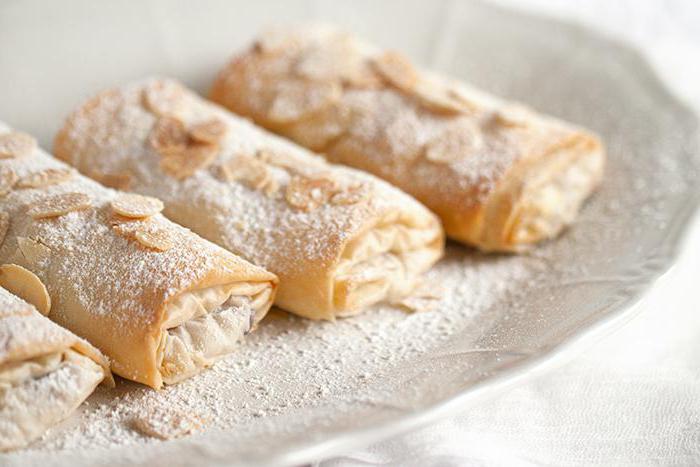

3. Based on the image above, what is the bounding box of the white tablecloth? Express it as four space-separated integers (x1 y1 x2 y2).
322 1 700 465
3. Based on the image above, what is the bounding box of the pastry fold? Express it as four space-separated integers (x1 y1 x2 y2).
0 123 277 388
210 25 606 252
54 78 444 320
0 286 111 451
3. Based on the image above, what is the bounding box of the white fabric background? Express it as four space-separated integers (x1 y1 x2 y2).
321 1 700 466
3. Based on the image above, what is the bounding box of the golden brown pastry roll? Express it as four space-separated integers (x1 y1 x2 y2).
54 78 444 320
0 123 277 389
0 285 112 451
210 25 606 252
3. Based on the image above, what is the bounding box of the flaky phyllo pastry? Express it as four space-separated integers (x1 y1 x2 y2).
210 25 606 252
0 123 278 388
54 78 444 320
0 286 112 451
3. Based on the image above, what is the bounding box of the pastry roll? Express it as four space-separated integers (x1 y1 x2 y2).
210 25 606 252
0 123 277 388
0 286 112 451
54 78 444 320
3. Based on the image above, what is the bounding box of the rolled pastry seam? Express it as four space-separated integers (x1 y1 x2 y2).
0 286 112 451
0 123 278 388
209 25 606 252
54 78 444 320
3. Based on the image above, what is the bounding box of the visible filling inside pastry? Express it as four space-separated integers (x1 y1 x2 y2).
506 143 605 247
0 349 104 451
157 282 273 385
333 212 442 316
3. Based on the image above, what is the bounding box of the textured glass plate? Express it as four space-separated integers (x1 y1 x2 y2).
1 1 699 466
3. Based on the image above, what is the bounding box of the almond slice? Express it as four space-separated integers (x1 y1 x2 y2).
134 229 174 252
330 184 369 206
27 192 92 219
0 131 36 159
149 117 189 155
142 80 185 117
0 212 9 247
189 119 227 145
267 80 341 124
285 174 338 212
16 168 73 189
111 193 164 219
132 408 203 440
0 264 51 316
411 80 464 115
425 120 483 164
370 51 418 93
0 167 18 196
218 155 270 189
16 237 52 266
93 171 131 190
160 143 220 180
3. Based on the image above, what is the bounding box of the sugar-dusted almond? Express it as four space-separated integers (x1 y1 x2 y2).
410 80 465 115
27 192 92 219
0 131 36 159
148 116 189 155
0 167 18 196
132 407 203 440
189 118 227 145
111 193 164 219
285 174 338 212
16 237 52 266
330 183 369 206
134 229 174 252
16 168 73 189
94 171 132 190
218 155 269 189
142 80 185 117
160 143 219 180
267 80 341 124
370 51 418 93
0 263 51 316
425 120 483 164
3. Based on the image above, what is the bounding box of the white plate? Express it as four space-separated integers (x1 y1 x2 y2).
1 1 699 466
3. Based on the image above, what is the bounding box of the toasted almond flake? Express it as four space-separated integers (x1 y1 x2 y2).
94 172 132 190
285 174 338 211
254 28 298 55
411 80 464 115
0 167 18 196
267 80 341 124
16 168 73 189
111 193 164 219
0 212 8 247
189 119 227 145
425 120 484 164
370 51 418 93
27 192 92 219
0 264 51 316
134 229 174 252
17 237 52 266
330 184 369 206
0 131 36 159
148 117 189 155
142 80 185 117
494 105 532 128
132 408 204 440
160 143 220 180
218 155 272 191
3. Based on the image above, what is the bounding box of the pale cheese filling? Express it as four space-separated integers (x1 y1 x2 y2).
157 282 273 385
507 148 604 247
0 350 103 451
333 213 441 316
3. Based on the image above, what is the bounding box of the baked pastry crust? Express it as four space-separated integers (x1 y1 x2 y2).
210 25 605 252
0 286 111 451
0 123 277 388
54 78 444 320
